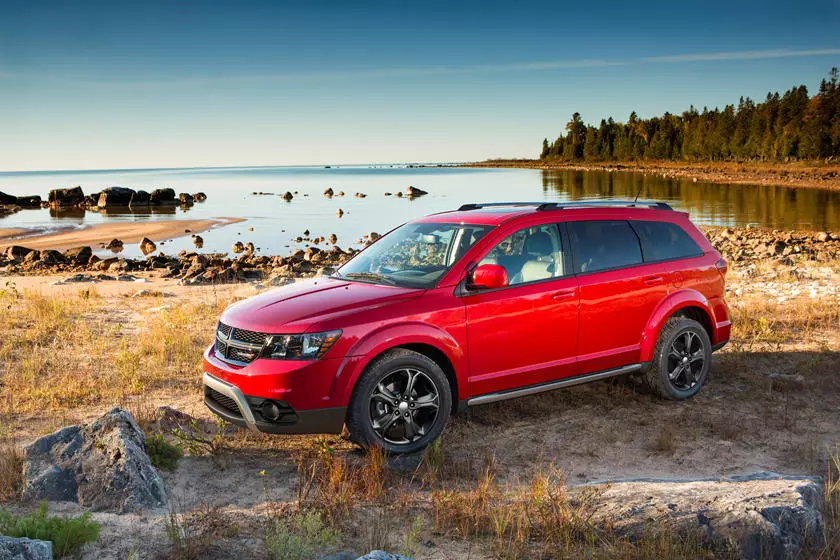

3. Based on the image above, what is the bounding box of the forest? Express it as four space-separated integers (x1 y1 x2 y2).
540 68 840 162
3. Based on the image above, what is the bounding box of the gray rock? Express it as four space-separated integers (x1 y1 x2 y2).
63 246 93 265
577 472 823 559
149 188 176 204
356 552 412 560
129 190 150 207
139 238 157 256
22 407 167 513
48 186 84 207
0 537 53 560
97 187 135 208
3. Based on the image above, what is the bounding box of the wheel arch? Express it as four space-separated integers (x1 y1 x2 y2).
332 323 466 411
640 290 715 363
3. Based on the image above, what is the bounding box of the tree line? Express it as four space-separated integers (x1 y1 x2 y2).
540 68 840 162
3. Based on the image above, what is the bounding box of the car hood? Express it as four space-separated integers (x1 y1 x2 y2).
220 276 423 333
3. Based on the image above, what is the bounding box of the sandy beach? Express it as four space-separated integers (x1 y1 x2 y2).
0 217 244 251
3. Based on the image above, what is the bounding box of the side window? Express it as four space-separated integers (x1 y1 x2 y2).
631 220 704 262
567 220 643 274
478 224 564 286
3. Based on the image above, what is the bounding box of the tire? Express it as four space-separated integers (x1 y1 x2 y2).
644 317 712 400
347 348 452 454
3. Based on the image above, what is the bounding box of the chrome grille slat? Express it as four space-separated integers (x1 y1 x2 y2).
216 322 267 364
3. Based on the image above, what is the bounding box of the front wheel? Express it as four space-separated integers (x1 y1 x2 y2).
347 349 452 454
644 317 712 400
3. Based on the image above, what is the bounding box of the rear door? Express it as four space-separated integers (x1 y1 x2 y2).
464 223 579 396
567 219 671 373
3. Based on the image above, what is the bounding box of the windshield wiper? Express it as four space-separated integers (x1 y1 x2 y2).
342 272 398 286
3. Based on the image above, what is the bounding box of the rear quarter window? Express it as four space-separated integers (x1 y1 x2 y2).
631 220 704 262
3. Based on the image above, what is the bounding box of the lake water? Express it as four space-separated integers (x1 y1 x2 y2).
2 165 840 259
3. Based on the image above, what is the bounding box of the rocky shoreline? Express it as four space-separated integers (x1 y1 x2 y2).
465 160 840 191
0 226 837 286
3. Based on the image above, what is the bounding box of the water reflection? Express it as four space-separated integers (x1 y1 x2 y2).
541 170 840 231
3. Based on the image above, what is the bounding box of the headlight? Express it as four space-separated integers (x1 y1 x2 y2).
262 330 342 360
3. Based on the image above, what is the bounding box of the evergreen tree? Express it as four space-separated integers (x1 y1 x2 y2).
538 68 840 162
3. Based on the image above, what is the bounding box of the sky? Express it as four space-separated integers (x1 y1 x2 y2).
1 0 839 171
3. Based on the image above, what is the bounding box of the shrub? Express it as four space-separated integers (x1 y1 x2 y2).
146 434 183 471
265 511 340 560
0 501 100 557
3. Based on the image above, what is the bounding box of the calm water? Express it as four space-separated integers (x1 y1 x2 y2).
1 165 840 259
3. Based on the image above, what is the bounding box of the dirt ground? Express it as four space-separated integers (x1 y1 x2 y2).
1 261 839 558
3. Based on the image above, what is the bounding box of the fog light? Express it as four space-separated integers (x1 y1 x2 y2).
261 400 282 422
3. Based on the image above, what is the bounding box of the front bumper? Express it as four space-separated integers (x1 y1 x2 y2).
203 372 347 434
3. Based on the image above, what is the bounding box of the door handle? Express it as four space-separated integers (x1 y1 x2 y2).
550 288 577 300
644 275 664 286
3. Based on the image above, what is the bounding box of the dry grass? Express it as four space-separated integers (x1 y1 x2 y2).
0 288 233 427
0 436 24 501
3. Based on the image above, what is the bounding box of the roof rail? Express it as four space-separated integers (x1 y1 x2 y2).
457 202 549 211
457 200 673 212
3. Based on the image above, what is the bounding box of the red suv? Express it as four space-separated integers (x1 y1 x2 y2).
204 201 730 453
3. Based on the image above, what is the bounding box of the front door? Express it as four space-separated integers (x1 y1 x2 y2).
464 224 579 397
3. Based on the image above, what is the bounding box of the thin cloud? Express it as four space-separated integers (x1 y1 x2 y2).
0 48 837 87
643 48 840 63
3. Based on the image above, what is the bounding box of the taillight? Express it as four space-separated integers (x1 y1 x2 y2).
715 258 728 276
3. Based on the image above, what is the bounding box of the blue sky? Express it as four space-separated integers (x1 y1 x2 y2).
1 0 838 171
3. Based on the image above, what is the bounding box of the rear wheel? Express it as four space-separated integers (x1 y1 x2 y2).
347 349 452 454
644 317 711 400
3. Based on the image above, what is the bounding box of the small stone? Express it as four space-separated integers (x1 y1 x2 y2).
336 208 344 217
139 238 157 256
232 241 245 254
281 191 294 201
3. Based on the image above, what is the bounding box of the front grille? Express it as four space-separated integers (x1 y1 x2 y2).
207 387 241 417
231 327 267 346
229 346 260 363
215 322 267 364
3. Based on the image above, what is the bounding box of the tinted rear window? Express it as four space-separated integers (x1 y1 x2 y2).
567 220 643 273
631 220 703 262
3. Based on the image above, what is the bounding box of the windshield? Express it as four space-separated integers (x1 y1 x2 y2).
335 222 492 288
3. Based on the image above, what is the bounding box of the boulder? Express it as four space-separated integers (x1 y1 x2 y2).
324 187 334 197
38 250 67 265
22 407 167 513
406 186 428 197
281 191 294 201
192 234 204 248
13 195 42 208
5 246 34 261
97 187 136 208
48 186 85 207
192 192 207 202
578 473 824 560
139 238 157 256
232 241 245 254
0 536 53 560
105 239 124 252
178 192 194 205
129 190 150 206
63 246 93 266
0 191 17 205
149 188 176 204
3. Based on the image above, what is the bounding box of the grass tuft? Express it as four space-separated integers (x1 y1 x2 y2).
0 501 100 558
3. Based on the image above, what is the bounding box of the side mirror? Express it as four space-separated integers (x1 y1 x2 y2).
470 264 508 290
